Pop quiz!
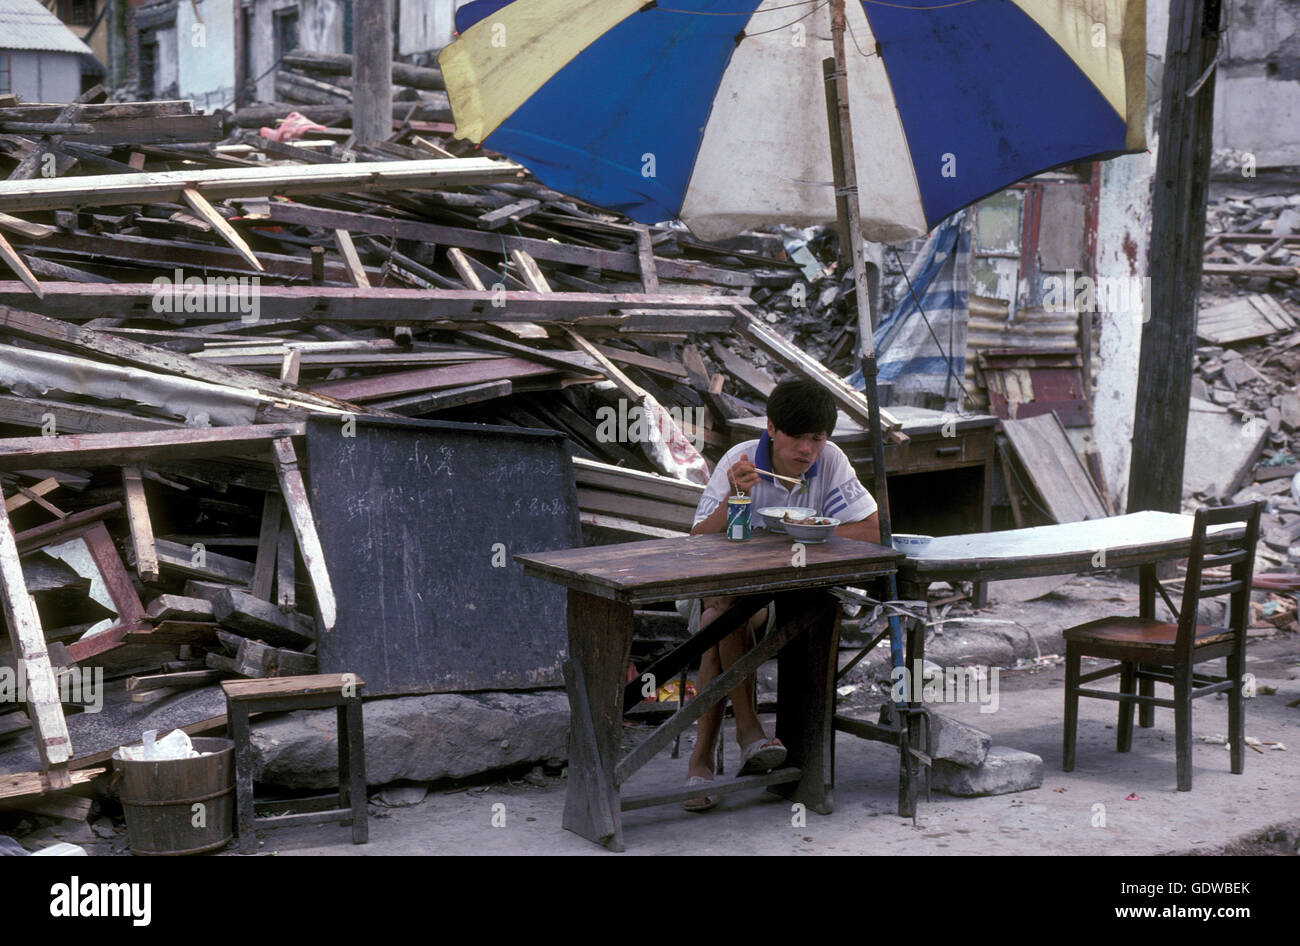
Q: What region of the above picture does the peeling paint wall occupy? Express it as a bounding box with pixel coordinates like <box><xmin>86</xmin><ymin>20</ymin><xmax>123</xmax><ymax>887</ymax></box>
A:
<box><xmin>1091</xmin><ymin>0</ymin><xmax>1168</xmax><ymax>512</ymax></box>
<box><xmin>178</xmin><ymin>0</ymin><xmax>235</xmax><ymax>112</ymax></box>
<box><xmin>247</xmin><ymin>0</ymin><xmax>348</xmax><ymax>102</ymax></box>
<box><xmin>398</xmin><ymin>0</ymin><xmax>460</xmax><ymax>58</ymax></box>
<box><xmin>1213</xmin><ymin>0</ymin><xmax>1300</xmax><ymax>167</ymax></box>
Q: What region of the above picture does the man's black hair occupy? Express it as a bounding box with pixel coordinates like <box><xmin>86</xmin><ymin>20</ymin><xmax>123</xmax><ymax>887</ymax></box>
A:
<box><xmin>767</xmin><ymin>379</ymin><xmax>837</xmax><ymax>437</ymax></box>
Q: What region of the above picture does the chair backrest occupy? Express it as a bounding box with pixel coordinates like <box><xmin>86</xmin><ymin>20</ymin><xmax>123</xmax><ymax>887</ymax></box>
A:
<box><xmin>1175</xmin><ymin>501</ymin><xmax>1263</xmax><ymax>660</ymax></box>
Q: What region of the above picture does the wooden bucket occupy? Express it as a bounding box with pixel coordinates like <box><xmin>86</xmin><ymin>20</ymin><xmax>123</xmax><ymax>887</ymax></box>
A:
<box><xmin>115</xmin><ymin>736</ymin><xmax>235</xmax><ymax>856</ymax></box>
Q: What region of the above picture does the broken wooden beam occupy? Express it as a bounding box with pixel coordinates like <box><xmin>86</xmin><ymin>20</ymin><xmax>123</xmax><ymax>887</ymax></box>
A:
<box><xmin>0</xmin><ymin>158</ymin><xmax>522</xmax><ymax>213</ymax></box>
<box><xmin>265</xmin><ymin>201</ymin><xmax>759</xmax><ymax>288</ymax></box>
<box><xmin>232</xmin><ymin>637</ymin><xmax>317</xmax><ymax>678</ymax></box>
<box><xmin>332</xmin><ymin>228</ymin><xmax>371</xmax><ymax>288</ymax></box>
<box><xmin>143</xmin><ymin>594</ymin><xmax>215</xmax><ymax>622</ymax></box>
<box><xmin>0</xmin><ymin>230</ymin><xmax>43</xmax><ymax>298</ymax></box>
<box><xmin>0</xmin><ymin>423</ymin><xmax>305</xmax><ymax>473</ymax></box>
<box><xmin>155</xmin><ymin>538</ymin><xmax>255</xmax><ymax>586</ymax></box>
<box><xmin>0</xmin><ymin>282</ymin><xmax>751</xmax><ymax>323</ymax></box>
<box><xmin>251</xmin><ymin>492</ymin><xmax>282</xmax><ymax>601</ymax></box>
<box><xmin>0</xmin><ymin>491</ymin><xmax>72</xmax><ymax>787</ymax></box>
<box><xmin>271</xmin><ymin>437</ymin><xmax>336</xmax><ymax>632</ymax></box>
<box><xmin>126</xmin><ymin>669</ymin><xmax>229</xmax><ymax>693</ymax></box>
<box><xmin>182</xmin><ymin>187</ymin><xmax>264</xmax><ymax>273</ymax></box>
<box><xmin>212</xmin><ymin>587</ymin><xmax>316</xmax><ymax>649</ymax></box>
<box><xmin>0</xmin><ymin>307</ymin><xmax>357</xmax><ymax>415</ymax></box>
<box><xmin>121</xmin><ymin>468</ymin><xmax>158</xmax><ymax>583</ymax></box>
<box><xmin>733</xmin><ymin>306</ymin><xmax>901</xmax><ymax>435</ymax></box>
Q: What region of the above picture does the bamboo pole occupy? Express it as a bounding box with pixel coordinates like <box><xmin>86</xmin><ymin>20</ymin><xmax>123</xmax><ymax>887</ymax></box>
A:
<box><xmin>827</xmin><ymin>0</ymin><xmax>894</xmax><ymax>551</ymax></box>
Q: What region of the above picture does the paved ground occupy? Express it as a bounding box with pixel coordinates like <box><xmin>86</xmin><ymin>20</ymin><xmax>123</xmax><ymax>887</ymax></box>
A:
<box><xmin>247</xmin><ymin>578</ymin><xmax>1300</xmax><ymax>857</ymax></box>
<box><xmin>24</xmin><ymin>575</ymin><xmax>1295</xmax><ymax>857</ymax></box>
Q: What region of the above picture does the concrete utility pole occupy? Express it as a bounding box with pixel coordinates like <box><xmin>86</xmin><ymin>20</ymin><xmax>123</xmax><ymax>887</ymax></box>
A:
<box><xmin>1127</xmin><ymin>0</ymin><xmax>1222</xmax><ymax>513</ymax></box>
<box><xmin>353</xmin><ymin>0</ymin><xmax>394</xmax><ymax>145</ymax></box>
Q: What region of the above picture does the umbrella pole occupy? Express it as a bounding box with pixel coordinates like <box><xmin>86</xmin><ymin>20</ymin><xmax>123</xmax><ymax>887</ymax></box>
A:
<box><xmin>825</xmin><ymin>2</ymin><xmax>892</xmax><ymax>553</ymax></box>
<box><xmin>827</xmin><ymin>0</ymin><xmax>924</xmax><ymax>819</ymax></box>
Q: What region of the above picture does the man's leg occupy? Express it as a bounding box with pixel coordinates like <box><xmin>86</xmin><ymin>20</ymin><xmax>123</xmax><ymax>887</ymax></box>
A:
<box><xmin>687</xmin><ymin>597</ymin><xmax>772</xmax><ymax>781</ymax></box>
<box><xmin>718</xmin><ymin>611</ymin><xmax>771</xmax><ymax>751</ymax></box>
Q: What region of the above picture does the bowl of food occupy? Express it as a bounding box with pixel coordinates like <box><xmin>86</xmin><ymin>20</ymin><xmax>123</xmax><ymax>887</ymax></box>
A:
<box><xmin>757</xmin><ymin>506</ymin><xmax>816</xmax><ymax>533</ymax></box>
<box><xmin>891</xmin><ymin>533</ymin><xmax>934</xmax><ymax>553</ymax></box>
<box><xmin>784</xmin><ymin>516</ymin><xmax>840</xmax><ymax>544</ymax></box>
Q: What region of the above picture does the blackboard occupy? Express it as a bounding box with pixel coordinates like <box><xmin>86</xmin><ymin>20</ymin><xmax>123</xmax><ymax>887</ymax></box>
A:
<box><xmin>304</xmin><ymin>416</ymin><xmax>581</xmax><ymax>696</ymax></box>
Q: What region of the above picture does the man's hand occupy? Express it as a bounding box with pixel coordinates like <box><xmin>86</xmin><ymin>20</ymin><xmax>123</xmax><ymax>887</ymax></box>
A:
<box><xmin>727</xmin><ymin>454</ymin><xmax>760</xmax><ymax>495</ymax></box>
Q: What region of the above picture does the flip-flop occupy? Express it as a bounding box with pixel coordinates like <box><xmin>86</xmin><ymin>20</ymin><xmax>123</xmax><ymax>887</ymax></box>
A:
<box><xmin>737</xmin><ymin>737</ymin><xmax>786</xmax><ymax>776</ymax></box>
<box><xmin>682</xmin><ymin>775</ymin><xmax>719</xmax><ymax>812</ymax></box>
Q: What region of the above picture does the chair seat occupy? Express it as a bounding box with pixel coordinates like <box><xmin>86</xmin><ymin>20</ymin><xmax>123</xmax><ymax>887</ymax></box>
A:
<box><xmin>1063</xmin><ymin>616</ymin><xmax>1233</xmax><ymax>650</ymax></box>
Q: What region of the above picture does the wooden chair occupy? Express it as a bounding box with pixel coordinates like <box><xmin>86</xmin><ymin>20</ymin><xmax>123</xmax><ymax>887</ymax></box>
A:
<box><xmin>1062</xmin><ymin>501</ymin><xmax>1262</xmax><ymax>791</ymax></box>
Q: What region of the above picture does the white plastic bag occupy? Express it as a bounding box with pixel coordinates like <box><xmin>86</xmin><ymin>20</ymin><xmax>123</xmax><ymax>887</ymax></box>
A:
<box><xmin>115</xmin><ymin>728</ymin><xmax>206</xmax><ymax>762</ymax></box>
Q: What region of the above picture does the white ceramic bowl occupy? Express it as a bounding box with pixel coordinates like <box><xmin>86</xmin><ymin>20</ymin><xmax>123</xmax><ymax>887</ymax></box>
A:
<box><xmin>891</xmin><ymin>533</ymin><xmax>934</xmax><ymax>553</ymax></box>
<box><xmin>757</xmin><ymin>506</ymin><xmax>816</xmax><ymax>533</ymax></box>
<box><xmin>784</xmin><ymin>516</ymin><xmax>840</xmax><ymax>544</ymax></box>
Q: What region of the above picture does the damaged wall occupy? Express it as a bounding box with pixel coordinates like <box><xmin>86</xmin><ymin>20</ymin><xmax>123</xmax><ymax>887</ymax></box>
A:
<box><xmin>177</xmin><ymin>0</ymin><xmax>236</xmax><ymax>112</ymax></box>
<box><xmin>248</xmin><ymin>0</ymin><xmax>349</xmax><ymax>102</ymax></box>
<box><xmin>398</xmin><ymin>0</ymin><xmax>459</xmax><ymax>58</ymax></box>
<box><xmin>1091</xmin><ymin>0</ymin><xmax>1168</xmax><ymax>512</ymax></box>
<box><xmin>1213</xmin><ymin>0</ymin><xmax>1300</xmax><ymax>168</ymax></box>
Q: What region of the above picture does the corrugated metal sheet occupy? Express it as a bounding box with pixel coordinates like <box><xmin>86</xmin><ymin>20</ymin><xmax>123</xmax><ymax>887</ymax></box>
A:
<box><xmin>964</xmin><ymin>296</ymin><xmax>1083</xmax><ymax>410</ymax></box>
<box><xmin>0</xmin><ymin>0</ymin><xmax>94</xmax><ymax>55</ymax></box>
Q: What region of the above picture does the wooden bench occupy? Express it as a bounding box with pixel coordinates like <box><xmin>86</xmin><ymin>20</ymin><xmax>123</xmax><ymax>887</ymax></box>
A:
<box><xmin>221</xmin><ymin>673</ymin><xmax>367</xmax><ymax>846</ymax></box>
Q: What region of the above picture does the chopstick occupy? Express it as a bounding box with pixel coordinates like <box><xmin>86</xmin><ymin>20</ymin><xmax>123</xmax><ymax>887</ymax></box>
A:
<box><xmin>755</xmin><ymin>468</ymin><xmax>805</xmax><ymax>487</ymax></box>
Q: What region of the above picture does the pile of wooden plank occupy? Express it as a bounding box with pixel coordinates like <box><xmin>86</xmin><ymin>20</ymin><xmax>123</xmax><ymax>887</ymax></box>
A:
<box><xmin>0</xmin><ymin>86</ymin><xmax>908</xmax><ymax>812</ymax></box>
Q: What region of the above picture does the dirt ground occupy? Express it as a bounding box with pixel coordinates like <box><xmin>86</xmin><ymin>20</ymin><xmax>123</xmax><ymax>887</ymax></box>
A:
<box><xmin>243</xmin><ymin>575</ymin><xmax>1300</xmax><ymax>857</ymax></box>
<box><xmin>20</xmin><ymin>574</ymin><xmax>1296</xmax><ymax>857</ymax></box>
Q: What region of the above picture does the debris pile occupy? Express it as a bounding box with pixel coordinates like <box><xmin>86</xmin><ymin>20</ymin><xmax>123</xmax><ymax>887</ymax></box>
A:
<box><xmin>0</xmin><ymin>89</ymin><xmax>900</xmax><ymax>821</ymax></box>
<box><xmin>1190</xmin><ymin>184</ymin><xmax>1300</xmax><ymax>611</ymax></box>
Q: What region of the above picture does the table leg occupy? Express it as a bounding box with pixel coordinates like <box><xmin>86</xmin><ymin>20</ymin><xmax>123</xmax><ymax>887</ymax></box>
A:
<box><xmin>898</xmin><ymin>609</ymin><xmax>927</xmax><ymax>819</ymax></box>
<box><xmin>770</xmin><ymin>589</ymin><xmax>840</xmax><ymax>815</ymax></box>
<box><xmin>972</xmin><ymin>450</ymin><xmax>995</xmax><ymax>608</ymax></box>
<box><xmin>562</xmin><ymin>590</ymin><xmax>633</xmax><ymax>851</ymax></box>
<box><xmin>228</xmin><ymin>702</ymin><xmax>255</xmax><ymax>850</ymax></box>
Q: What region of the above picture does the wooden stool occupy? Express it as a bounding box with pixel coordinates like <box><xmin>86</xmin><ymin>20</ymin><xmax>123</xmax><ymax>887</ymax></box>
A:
<box><xmin>221</xmin><ymin>673</ymin><xmax>368</xmax><ymax>846</ymax></box>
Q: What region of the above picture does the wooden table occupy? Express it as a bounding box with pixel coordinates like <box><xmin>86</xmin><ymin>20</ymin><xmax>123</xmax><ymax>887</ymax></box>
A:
<box><xmin>888</xmin><ymin>510</ymin><xmax>1245</xmax><ymax>816</ymax></box>
<box><xmin>518</xmin><ymin>531</ymin><xmax>901</xmax><ymax>851</ymax></box>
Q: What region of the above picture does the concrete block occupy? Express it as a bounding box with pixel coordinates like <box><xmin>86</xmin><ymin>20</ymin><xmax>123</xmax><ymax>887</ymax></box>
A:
<box><xmin>1222</xmin><ymin>360</ymin><xmax>1257</xmax><ymax>387</ymax></box>
<box><xmin>929</xmin><ymin>713</ymin><xmax>992</xmax><ymax>768</ymax></box>
<box><xmin>1280</xmin><ymin>394</ymin><xmax>1300</xmax><ymax>432</ymax></box>
<box><xmin>1184</xmin><ymin>398</ymin><xmax>1268</xmax><ymax>499</ymax></box>
<box><xmin>931</xmin><ymin>746</ymin><xmax>1044</xmax><ymax>797</ymax></box>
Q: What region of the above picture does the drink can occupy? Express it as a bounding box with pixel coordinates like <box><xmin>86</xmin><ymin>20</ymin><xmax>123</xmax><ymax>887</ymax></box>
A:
<box><xmin>726</xmin><ymin>496</ymin><xmax>751</xmax><ymax>541</ymax></box>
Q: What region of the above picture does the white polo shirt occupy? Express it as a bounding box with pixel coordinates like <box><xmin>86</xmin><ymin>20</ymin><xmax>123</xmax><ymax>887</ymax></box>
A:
<box><xmin>694</xmin><ymin>431</ymin><xmax>878</xmax><ymax>529</ymax></box>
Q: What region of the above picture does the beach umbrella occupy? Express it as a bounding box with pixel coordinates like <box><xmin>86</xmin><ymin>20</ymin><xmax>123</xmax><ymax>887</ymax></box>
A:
<box><xmin>439</xmin><ymin>0</ymin><xmax>1147</xmax><ymax>246</ymax></box>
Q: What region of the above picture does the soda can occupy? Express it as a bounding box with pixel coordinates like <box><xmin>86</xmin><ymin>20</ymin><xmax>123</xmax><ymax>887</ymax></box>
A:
<box><xmin>726</xmin><ymin>496</ymin><xmax>752</xmax><ymax>541</ymax></box>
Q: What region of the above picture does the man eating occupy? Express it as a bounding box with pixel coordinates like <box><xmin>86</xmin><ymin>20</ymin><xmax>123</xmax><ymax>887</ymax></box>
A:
<box><xmin>683</xmin><ymin>378</ymin><xmax>881</xmax><ymax>811</ymax></box>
